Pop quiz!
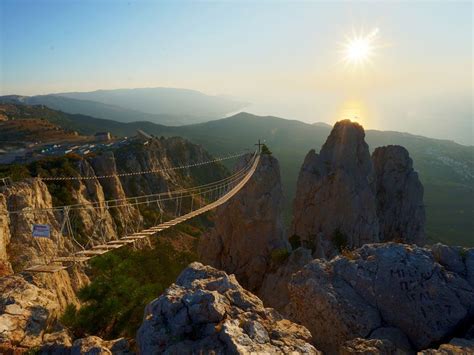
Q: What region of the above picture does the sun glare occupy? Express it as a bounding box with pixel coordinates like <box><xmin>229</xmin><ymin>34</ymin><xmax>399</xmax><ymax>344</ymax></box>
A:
<box><xmin>341</xmin><ymin>28</ymin><xmax>379</xmax><ymax>68</ymax></box>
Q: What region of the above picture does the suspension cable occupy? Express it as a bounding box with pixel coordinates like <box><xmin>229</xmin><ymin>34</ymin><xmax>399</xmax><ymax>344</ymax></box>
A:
<box><xmin>37</xmin><ymin>150</ymin><xmax>250</xmax><ymax>181</ymax></box>
<box><xmin>3</xmin><ymin>150</ymin><xmax>257</xmax><ymax>215</ymax></box>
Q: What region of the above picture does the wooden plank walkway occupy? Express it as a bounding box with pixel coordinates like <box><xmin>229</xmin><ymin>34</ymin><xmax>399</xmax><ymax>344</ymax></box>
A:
<box><xmin>23</xmin><ymin>155</ymin><xmax>260</xmax><ymax>273</ymax></box>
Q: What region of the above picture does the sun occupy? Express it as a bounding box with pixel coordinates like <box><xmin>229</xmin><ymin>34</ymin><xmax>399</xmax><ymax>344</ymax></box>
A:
<box><xmin>341</xmin><ymin>28</ymin><xmax>379</xmax><ymax>68</ymax></box>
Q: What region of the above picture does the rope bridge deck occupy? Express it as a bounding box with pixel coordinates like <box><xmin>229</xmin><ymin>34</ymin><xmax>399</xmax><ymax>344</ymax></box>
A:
<box><xmin>20</xmin><ymin>152</ymin><xmax>260</xmax><ymax>273</ymax></box>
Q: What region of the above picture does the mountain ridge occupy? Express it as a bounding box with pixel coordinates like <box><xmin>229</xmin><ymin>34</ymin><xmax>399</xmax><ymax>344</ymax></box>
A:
<box><xmin>0</xmin><ymin>87</ymin><xmax>247</xmax><ymax>126</ymax></box>
<box><xmin>1</xmin><ymin>103</ymin><xmax>472</xmax><ymax>246</ymax></box>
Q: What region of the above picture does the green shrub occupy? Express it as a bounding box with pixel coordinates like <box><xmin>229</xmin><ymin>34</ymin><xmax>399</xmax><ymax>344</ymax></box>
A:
<box><xmin>261</xmin><ymin>144</ymin><xmax>272</xmax><ymax>155</ymax></box>
<box><xmin>289</xmin><ymin>234</ymin><xmax>301</xmax><ymax>250</ymax></box>
<box><xmin>60</xmin><ymin>238</ymin><xmax>196</xmax><ymax>339</ymax></box>
<box><xmin>271</xmin><ymin>247</ymin><xmax>290</xmax><ymax>264</ymax></box>
<box><xmin>0</xmin><ymin>164</ymin><xmax>31</xmax><ymax>181</ymax></box>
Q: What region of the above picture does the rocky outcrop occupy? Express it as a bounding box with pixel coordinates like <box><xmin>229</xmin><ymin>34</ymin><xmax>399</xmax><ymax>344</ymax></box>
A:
<box><xmin>0</xmin><ymin>136</ymin><xmax>226</xmax><ymax>351</ymax></box>
<box><xmin>420</xmin><ymin>338</ymin><xmax>474</xmax><ymax>354</ymax></box>
<box><xmin>291</xmin><ymin>120</ymin><xmax>379</xmax><ymax>258</ymax></box>
<box><xmin>287</xmin><ymin>243</ymin><xmax>474</xmax><ymax>353</ymax></box>
<box><xmin>137</xmin><ymin>262</ymin><xmax>319</xmax><ymax>354</ymax></box>
<box><xmin>372</xmin><ymin>145</ymin><xmax>425</xmax><ymax>245</ymax></box>
<box><xmin>259</xmin><ymin>247</ymin><xmax>313</xmax><ymax>311</ymax></box>
<box><xmin>0</xmin><ymin>194</ymin><xmax>12</xmax><ymax>276</ymax></box>
<box><xmin>198</xmin><ymin>153</ymin><xmax>288</xmax><ymax>292</ymax></box>
<box><xmin>70</xmin><ymin>336</ymin><xmax>132</xmax><ymax>355</ymax></box>
<box><xmin>90</xmin><ymin>151</ymin><xmax>143</xmax><ymax>235</ymax></box>
<box><xmin>292</xmin><ymin>121</ymin><xmax>426</xmax><ymax>257</ymax></box>
<box><xmin>37</xmin><ymin>333</ymin><xmax>132</xmax><ymax>354</ymax></box>
<box><xmin>2</xmin><ymin>178</ymin><xmax>73</xmax><ymax>271</ymax></box>
<box><xmin>339</xmin><ymin>338</ymin><xmax>402</xmax><ymax>355</ymax></box>
<box><xmin>0</xmin><ymin>275</ymin><xmax>62</xmax><ymax>348</ymax></box>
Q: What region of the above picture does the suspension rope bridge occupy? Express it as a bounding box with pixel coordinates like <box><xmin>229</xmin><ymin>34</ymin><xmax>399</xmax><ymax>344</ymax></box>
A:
<box><xmin>3</xmin><ymin>146</ymin><xmax>261</xmax><ymax>274</ymax></box>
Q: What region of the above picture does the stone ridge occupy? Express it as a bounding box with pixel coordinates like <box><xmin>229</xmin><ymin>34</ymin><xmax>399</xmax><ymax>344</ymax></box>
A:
<box><xmin>137</xmin><ymin>262</ymin><xmax>320</xmax><ymax>354</ymax></box>
<box><xmin>286</xmin><ymin>242</ymin><xmax>474</xmax><ymax>353</ymax></box>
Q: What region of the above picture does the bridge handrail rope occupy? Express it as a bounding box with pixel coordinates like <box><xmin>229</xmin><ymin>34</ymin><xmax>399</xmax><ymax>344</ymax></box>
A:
<box><xmin>4</xmin><ymin>152</ymin><xmax>256</xmax><ymax>215</ymax></box>
<box><xmin>36</xmin><ymin>150</ymin><xmax>250</xmax><ymax>181</ymax></box>
<box><xmin>21</xmin><ymin>151</ymin><xmax>260</xmax><ymax>273</ymax></box>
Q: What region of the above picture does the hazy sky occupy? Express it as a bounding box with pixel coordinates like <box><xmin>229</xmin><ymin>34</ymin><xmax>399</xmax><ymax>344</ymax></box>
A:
<box><xmin>1</xmin><ymin>0</ymin><xmax>472</xmax><ymax>144</ymax></box>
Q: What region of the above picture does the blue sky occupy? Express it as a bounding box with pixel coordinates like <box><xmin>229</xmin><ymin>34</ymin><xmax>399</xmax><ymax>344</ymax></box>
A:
<box><xmin>0</xmin><ymin>0</ymin><xmax>472</xmax><ymax>144</ymax></box>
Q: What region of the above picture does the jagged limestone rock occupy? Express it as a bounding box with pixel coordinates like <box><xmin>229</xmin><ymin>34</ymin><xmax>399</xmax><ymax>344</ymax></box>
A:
<box><xmin>2</xmin><ymin>178</ymin><xmax>69</xmax><ymax>270</ymax></box>
<box><xmin>287</xmin><ymin>243</ymin><xmax>474</xmax><ymax>352</ymax></box>
<box><xmin>70</xmin><ymin>336</ymin><xmax>132</xmax><ymax>355</ymax></box>
<box><xmin>137</xmin><ymin>262</ymin><xmax>319</xmax><ymax>354</ymax></box>
<box><xmin>0</xmin><ymin>275</ymin><xmax>62</xmax><ymax>348</ymax></box>
<box><xmin>420</xmin><ymin>338</ymin><xmax>474</xmax><ymax>354</ymax></box>
<box><xmin>0</xmin><ymin>194</ymin><xmax>12</xmax><ymax>276</ymax></box>
<box><xmin>198</xmin><ymin>153</ymin><xmax>288</xmax><ymax>292</ymax></box>
<box><xmin>368</xmin><ymin>327</ymin><xmax>413</xmax><ymax>353</ymax></box>
<box><xmin>339</xmin><ymin>338</ymin><xmax>403</xmax><ymax>355</ymax></box>
<box><xmin>372</xmin><ymin>145</ymin><xmax>425</xmax><ymax>245</ymax></box>
<box><xmin>259</xmin><ymin>247</ymin><xmax>313</xmax><ymax>312</ymax></box>
<box><xmin>291</xmin><ymin>120</ymin><xmax>379</xmax><ymax>258</ymax></box>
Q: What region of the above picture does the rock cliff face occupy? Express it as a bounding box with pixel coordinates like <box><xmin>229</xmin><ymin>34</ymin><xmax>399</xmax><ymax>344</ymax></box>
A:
<box><xmin>286</xmin><ymin>243</ymin><xmax>474</xmax><ymax>353</ymax></box>
<box><xmin>420</xmin><ymin>338</ymin><xmax>474</xmax><ymax>354</ymax></box>
<box><xmin>198</xmin><ymin>153</ymin><xmax>288</xmax><ymax>292</ymax></box>
<box><xmin>0</xmin><ymin>275</ymin><xmax>64</xmax><ymax>348</ymax></box>
<box><xmin>0</xmin><ymin>194</ymin><xmax>12</xmax><ymax>276</ymax></box>
<box><xmin>259</xmin><ymin>247</ymin><xmax>313</xmax><ymax>311</ymax></box>
<box><xmin>0</xmin><ymin>136</ymin><xmax>226</xmax><ymax>350</ymax></box>
<box><xmin>292</xmin><ymin>120</ymin><xmax>379</xmax><ymax>258</ymax></box>
<box><xmin>0</xmin><ymin>137</ymin><xmax>224</xmax><ymax>272</ymax></box>
<box><xmin>373</xmin><ymin>145</ymin><xmax>425</xmax><ymax>245</ymax></box>
<box><xmin>2</xmin><ymin>178</ymin><xmax>72</xmax><ymax>271</ymax></box>
<box><xmin>292</xmin><ymin>120</ymin><xmax>426</xmax><ymax>257</ymax></box>
<box><xmin>137</xmin><ymin>262</ymin><xmax>319</xmax><ymax>354</ymax></box>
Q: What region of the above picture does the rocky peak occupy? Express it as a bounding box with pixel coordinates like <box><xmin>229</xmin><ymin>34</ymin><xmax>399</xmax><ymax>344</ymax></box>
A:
<box><xmin>137</xmin><ymin>262</ymin><xmax>319</xmax><ymax>354</ymax></box>
<box><xmin>198</xmin><ymin>152</ymin><xmax>288</xmax><ymax>292</ymax></box>
<box><xmin>291</xmin><ymin>119</ymin><xmax>379</xmax><ymax>258</ymax></box>
<box><xmin>318</xmin><ymin>119</ymin><xmax>374</xmax><ymax>180</ymax></box>
<box><xmin>372</xmin><ymin>145</ymin><xmax>426</xmax><ymax>244</ymax></box>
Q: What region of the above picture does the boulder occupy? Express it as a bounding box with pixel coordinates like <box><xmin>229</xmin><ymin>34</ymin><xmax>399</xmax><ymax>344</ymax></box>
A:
<box><xmin>419</xmin><ymin>338</ymin><xmax>474</xmax><ymax>354</ymax></box>
<box><xmin>339</xmin><ymin>338</ymin><xmax>403</xmax><ymax>355</ymax></box>
<box><xmin>372</xmin><ymin>145</ymin><xmax>425</xmax><ymax>245</ymax></box>
<box><xmin>198</xmin><ymin>153</ymin><xmax>288</xmax><ymax>292</ymax></box>
<box><xmin>0</xmin><ymin>275</ymin><xmax>61</xmax><ymax>348</ymax></box>
<box><xmin>39</xmin><ymin>330</ymin><xmax>73</xmax><ymax>355</ymax></box>
<box><xmin>71</xmin><ymin>336</ymin><xmax>131</xmax><ymax>355</ymax></box>
<box><xmin>291</xmin><ymin>120</ymin><xmax>379</xmax><ymax>258</ymax></box>
<box><xmin>287</xmin><ymin>257</ymin><xmax>382</xmax><ymax>353</ymax></box>
<box><xmin>287</xmin><ymin>243</ymin><xmax>474</xmax><ymax>352</ymax></box>
<box><xmin>369</xmin><ymin>327</ymin><xmax>413</xmax><ymax>353</ymax></box>
<box><xmin>431</xmin><ymin>243</ymin><xmax>466</xmax><ymax>274</ymax></box>
<box><xmin>137</xmin><ymin>262</ymin><xmax>319</xmax><ymax>354</ymax></box>
<box><xmin>259</xmin><ymin>247</ymin><xmax>313</xmax><ymax>312</ymax></box>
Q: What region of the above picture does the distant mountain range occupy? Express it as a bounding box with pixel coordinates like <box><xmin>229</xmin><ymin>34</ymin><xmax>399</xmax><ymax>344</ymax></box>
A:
<box><xmin>0</xmin><ymin>87</ymin><xmax>246</xmax><ymax>125</ymax></box>
<box><xmin>1</xmin><ymin>102</ymin><xmax>473</xmax><ymax>247</ymax></box>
